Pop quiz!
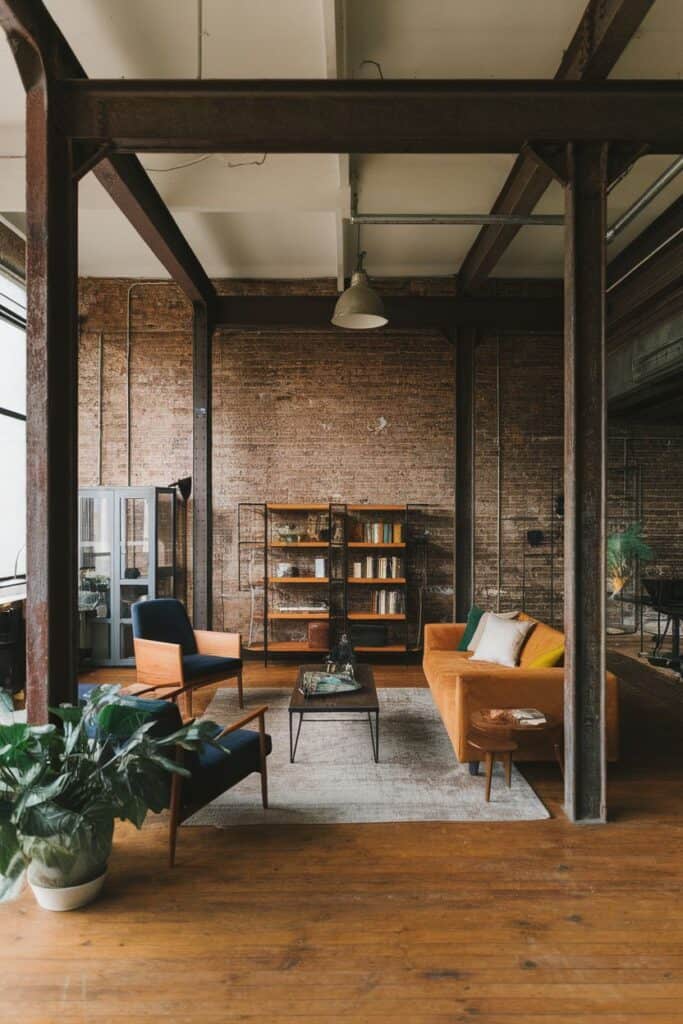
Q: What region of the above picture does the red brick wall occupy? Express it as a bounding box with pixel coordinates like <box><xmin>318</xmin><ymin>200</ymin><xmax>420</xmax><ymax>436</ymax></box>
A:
<box><xmin>78</xmin><ymin>278</ymin><xmax>683</xmax><ymax>642</ymax></box>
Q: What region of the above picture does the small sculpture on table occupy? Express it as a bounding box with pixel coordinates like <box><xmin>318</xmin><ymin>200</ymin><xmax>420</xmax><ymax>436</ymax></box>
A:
<box><xmin>325</xmin><ymin>632</ymin><xmax>356</xmax><ymax>680</ymax></box>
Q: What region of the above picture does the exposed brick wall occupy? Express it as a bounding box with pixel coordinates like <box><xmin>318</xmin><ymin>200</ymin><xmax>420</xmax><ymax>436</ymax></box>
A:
<box><xmin>78</xmin><ymin>278</ymin><xmax>683</xmax><ymax>646</ymax></box>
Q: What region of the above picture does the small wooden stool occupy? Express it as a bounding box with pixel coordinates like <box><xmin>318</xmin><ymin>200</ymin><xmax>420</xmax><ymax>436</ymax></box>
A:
<box><xmin>468</xmin><ymin>734</ymin><xmax>518</xmax><ymax>802</ymax></box>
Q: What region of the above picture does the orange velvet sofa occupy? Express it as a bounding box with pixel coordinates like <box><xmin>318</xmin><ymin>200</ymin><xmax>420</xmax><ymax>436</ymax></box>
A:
<box><xmin>423</xmin><ymin>615</ymin><xmax>619</xmax><ymax>763</ymax></box>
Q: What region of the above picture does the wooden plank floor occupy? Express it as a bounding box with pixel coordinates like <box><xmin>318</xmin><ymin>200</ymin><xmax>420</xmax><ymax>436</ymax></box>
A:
<box><xmin>3</xmin><ymin>656</ymin><xmax>683</xmax><ymax>1023</ymax></box>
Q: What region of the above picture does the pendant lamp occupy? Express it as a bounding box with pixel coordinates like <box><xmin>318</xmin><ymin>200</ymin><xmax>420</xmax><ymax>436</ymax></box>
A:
<box><xmin>331</xmin><ymin>251</ymin><xmax>387</xmax><ymax>329</ymax></box>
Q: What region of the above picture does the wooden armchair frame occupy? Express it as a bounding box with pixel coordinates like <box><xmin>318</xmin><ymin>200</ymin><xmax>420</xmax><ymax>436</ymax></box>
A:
<box><xmin>168</xmin><ymin>704</ymin><xmax>269</xmax><ymax>867</ymax></box>
<box><xmin>133</xmin><ymin>627</ymin><xmax>243</xmax><ymax>717</ymax></box>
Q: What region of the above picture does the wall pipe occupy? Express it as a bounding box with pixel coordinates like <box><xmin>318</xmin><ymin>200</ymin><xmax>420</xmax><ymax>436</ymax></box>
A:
<box><xmin>350</xmin><ymin>211</ymin><xmax>564</xmax><ymax>227</ymax></box>
<box><xmin>606</xmin><ymin>156</ymin><xmax>683</xmax><ymax>244</ymax></box>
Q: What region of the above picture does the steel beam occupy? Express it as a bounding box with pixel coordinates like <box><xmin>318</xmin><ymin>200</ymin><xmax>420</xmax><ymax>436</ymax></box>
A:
<box><xmin>607</xmin><ymin>195</ymin><xmax>683</xmax><ymax>291</ymax></box>
<box><xmin>459</xmin><ymin>0</ymin><xmax>656</xmax><ymax>290</ymax></box>
<box><xmin>192</xmin><ymin>303</ymin><xmax>213</xmax><ymax>630</ymax></box>
<box><xmin>214</xmin><ymin>294</ymin><xmax>563</xmax><ymax>333</ymax></box>
<box><xmin>54</xmin><ymin>79</ymin><xmax>683</xmax><ymax>155</ymax></box>
<box><xmin>563</xmin><ymin>142</ymin><xmax>609</xmax><ymax>823</ymax></box>
<box><xmin>25</xmin><ymin>81</ymin><xmax>79</xmax><ymax>719</ymax></box>
<box><xmin>454</xmin><ymin>328</ymin><xmax>476</xmax><ymax>621</ymax></box>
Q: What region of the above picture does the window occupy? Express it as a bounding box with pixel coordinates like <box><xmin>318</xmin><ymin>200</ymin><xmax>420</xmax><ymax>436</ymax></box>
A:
<box><xmin>0</xmin><ymin>272</ymin><xmax>26</xmax><ymax>583</ymax></box>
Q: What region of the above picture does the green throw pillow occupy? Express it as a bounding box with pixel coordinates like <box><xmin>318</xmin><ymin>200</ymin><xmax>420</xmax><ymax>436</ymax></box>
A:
<box><xmin>458</xmin><ymin>605</ymin><xmax>484</xmax><ymax>651</ymax></box>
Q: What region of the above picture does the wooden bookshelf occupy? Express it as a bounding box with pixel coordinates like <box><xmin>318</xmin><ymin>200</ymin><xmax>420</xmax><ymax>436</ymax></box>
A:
<box><xmin>270</xmin><ymin>541</ymin><xmax>329</xmax><ymax>548</ymax></box>
<box><xmin>268</xmin><ymin>611</ymin><xmax>329</xmax><ymax>620</ymax></box>
<box><xmin>347</xmin><ymin>504</ymin><xmax>405</xmax><ymax>512</ymax></box>
<box><xmin>347</xmin><ymin>542</ymin><xmax>406</xmax><ymax>549</ymax></box>
<box><xmin>347</xmin><ymin>577</ymin><xmax>406</xmax><ymax>585</ymax></box>
<box><xmin>269</xmin><ymin>577</ymin><xmax>328</xmax><ymax>584</ymax></box>
<box><xmin>347</xmin><ymin>612</ymin><xmax>406</xmax><ymax>621</ymax></box>
<box><xmin>355</xmin><ymin>644</ymin><xmax>407</xmax><ymax>653</ymax></box>
<box><xmin>248</xmin><ymin>641</ymin><xmax>326</xmax><ymax>653</ymax></box>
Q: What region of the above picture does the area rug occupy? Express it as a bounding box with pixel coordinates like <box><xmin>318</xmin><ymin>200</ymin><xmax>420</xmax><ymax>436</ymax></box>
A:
<box><xmin>184</xmin><ymin>687</ymin><xmax>550</xmax><ymax>826</ymax></box>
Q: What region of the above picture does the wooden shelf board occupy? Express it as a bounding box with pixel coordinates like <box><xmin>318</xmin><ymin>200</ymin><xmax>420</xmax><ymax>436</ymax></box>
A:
<box><xmin>268</xmin><ymin>577</ymin><xmax>329</xmax><ymax>584</ymax></box>
<box><xmin>249</xmin><ymin>641</ymin><xmax>328</xmax><ymax>653</ymax></box>
<box><xmin>268</xmin><ymin>612</ymin><xmax>330</xmax><ymax>620</ymax></box>
<box><xmin>347</xmin><ymin>578</ymin><xmax>406</xmax><ymax>585</ymax></box>
<box><xmin>347</xmin><ymin>505</ymin><xmax>405</xmax><ymax>512</ymax></box>
<box><xmin>347</xmin><ymin>542</ymin><xmax>406</xmax><ymax>549</ymax></box>
<box><xmin>347</xmin><ymin>613</ymin><xmax>406</xmax><ymax>621</ymax></box>
<box><xmin>355</xmin><ymin>644</ymin><xmax>407</xmax><ymax>653</ymax></box>
<box><xmin>267</xmin><ymin>504</ymin><xmax>330</xmax><ymax>511</ymax></box>
<box><xmin>269</xmin><ymin>541</ymin><xmax>329</xmax><ymax>548</ymax></box>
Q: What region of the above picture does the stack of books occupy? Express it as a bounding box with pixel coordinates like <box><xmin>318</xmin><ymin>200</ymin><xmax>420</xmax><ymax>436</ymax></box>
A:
<box><xmin>362</xmin><ymin>521</ymin><xmax>404</xmax><ymax>543</ymax></box>
<box><xmin>370</xmin><ymin>590</ymin><xmax>405</xmax><ymax>615</ymax></box>
<box><xmin>354</xmin><ymin>556</ymin><xmax>404</xmax><ymax>579</ymax></box>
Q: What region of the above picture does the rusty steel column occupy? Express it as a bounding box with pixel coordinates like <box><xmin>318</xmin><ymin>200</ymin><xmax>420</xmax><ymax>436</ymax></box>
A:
<box><xmin>563</xmin><ymin>141</ymin><xmax>609</xmax><ymax>823</ymax></box>
<box><xmin>454</xmin><ymin>328</ymin><xmax>476</xmax><ymax>621</ymax></box>
<box><xmin>192</xmin><ymin>302</ymin><xmax>213</xmax><ymax>630</ymax></box>
<box><xmin>25</xmin><ymin>79</ymin><xmax>79</xmax><ymax>720</ymax></box>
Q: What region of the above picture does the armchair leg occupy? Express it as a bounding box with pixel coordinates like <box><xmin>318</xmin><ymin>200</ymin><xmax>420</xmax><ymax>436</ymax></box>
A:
<box><xmin>237</xmin><ymin>670</ymin><xmax>244</xmax><ymax>709</ymax></box>
<box><xmin>180</xmin><ymin>688</ymin><xmax>193</xmax><ymax>720</ymax></box>
<box><xmin>168</xmin><ymin>774</ymin><xmax>182</xmax><ymax>868</ymax></box>
<box><xmin>258</xmin><ymin>711</ymin><xmax>268</xmax><ymax>809</ymax></box>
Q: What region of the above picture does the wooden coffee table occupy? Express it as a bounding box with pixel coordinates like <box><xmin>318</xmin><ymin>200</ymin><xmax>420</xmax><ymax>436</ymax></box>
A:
<box><xmin>469</xmin><ymin>709</ymin><xmax>559</xmax><ymax>802</ymax></box>
<box><xmin>289</xmin><ymin>664</ymin><xmax>379</xmax><ymax>763</ymax></box>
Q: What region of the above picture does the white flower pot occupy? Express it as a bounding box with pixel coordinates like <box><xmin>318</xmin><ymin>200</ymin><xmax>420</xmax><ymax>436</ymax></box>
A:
<box><xmin>29</xmin><ymin>870</ymin><xmax>107</xmax><ymax>912</ymax></box>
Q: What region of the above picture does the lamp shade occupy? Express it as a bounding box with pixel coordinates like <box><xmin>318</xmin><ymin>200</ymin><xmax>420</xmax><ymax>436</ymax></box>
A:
<box><xmin>331</xmin><ymin>269</ymin><xmax>387</xmax><ymax>330</ymax></box>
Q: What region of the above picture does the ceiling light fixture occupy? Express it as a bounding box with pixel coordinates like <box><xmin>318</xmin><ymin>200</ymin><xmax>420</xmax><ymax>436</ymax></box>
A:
<box><xmin>331</xmin><ymin>251</ymin><xmax>388</xmax><ymax>330</ymax></box>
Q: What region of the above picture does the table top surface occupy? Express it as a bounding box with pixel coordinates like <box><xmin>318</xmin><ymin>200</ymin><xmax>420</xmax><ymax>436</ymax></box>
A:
<box><xmin>290</xmin><ymin>663</ymin><xmax>378</xmax><ymax>712</ymax></box>
<box><xmin>471</xmin><ymin>708</ymin><xmax>557</xmax><ymax>733</ymax></box>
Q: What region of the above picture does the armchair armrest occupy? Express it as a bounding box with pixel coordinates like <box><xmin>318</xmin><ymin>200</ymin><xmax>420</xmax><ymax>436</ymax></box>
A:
<box><xmin>424</xmin><ymin>623</ymin><xmax>466</xmax><ymax>652</ymax></box>
<box><xmin>217</xmin><ymin>704</ymin><xmax>268</xmax><ymax>739</ymax></box>
<box><xmin>194</xmin><ymin>629</ymin><xmax>241</xmax><ymax>659</ymax></box>
<box><xmin>134</xmin><ymin>637</ymin><xmax>184</xmax><ymax>687</ymax></box>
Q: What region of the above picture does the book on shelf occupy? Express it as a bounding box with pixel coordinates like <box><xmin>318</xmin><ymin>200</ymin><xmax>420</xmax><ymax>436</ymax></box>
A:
<box><xmin>370</xmin><ymin>589</ymin><xmax>405</xmax><ymax>615</ymax></box>
<box><xmin>353</xmin><ymin>561</ymin><xmax>363</xmax><ymax>578</ymax></box>
<box><xmin>360</xmin><ymin>556</ymin><xmax>404</xmax><ymax>579</ymax></box>
<box><xmin>361</xmin><ymin>520</ymin><xmax>404</xmax><ymax>544</ymax></box>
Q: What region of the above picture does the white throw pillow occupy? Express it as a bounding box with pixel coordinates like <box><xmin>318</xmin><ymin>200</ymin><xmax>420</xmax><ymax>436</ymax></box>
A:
<box><xmin>467</xmin><ymin>610</ymin><xmax>519</xmax><ymax>652</ymax></box>
<box><xmin>470</xmin><ymin>614</ymin><xmax>534</xmax><ymax>668</ymax></box>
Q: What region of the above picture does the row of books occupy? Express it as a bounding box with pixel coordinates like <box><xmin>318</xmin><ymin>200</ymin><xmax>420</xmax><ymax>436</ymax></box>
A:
<box><xmin>368</xmin><ymin>590</ymin><xmax>405</xmax><ymax>615</ymax></box>
<box><xmin>352</xmin><ymin>556</ymin><xmax>403</xmax><ymax>579</ymax></box>
<box><xmin>360</xmin><ymin>521</ymin><xmax>404</xmax><ymax>544</ymax></box>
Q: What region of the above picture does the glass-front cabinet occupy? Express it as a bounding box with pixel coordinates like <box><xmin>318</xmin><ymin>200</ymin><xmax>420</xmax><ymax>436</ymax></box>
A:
<box><xmin>78</xmin><ymin>487</ymin><xmax>177</xmax><ymax>666</ymax></box>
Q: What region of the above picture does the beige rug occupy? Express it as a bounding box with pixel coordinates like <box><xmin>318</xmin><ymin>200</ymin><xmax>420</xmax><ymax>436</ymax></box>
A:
<box><xmin>184</xmin><ymin>687</ymin><xmax>550</xmax><ymax>826</ymax></box>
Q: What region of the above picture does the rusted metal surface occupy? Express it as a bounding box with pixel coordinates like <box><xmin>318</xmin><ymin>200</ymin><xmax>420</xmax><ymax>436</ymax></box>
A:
<box><xmin>192</xmin><ymin>303</ymin><xmax>213</xmax><ymax>630</ymax></box>
<box><xmin>214</xmin><ymin>295</ymin><xmax>563</xmax><ymax>333</ymax></box>
<box><xmin>459</xmin><ymin>0</ymin><xmax>657</xmax><ymax>290</ymax></box>
<box><xmin>24</xmin><ymin>81</ymin><xmax>79</xmax><ymax>720</ymax></box>
<box><xmin>563</xmin><ymin>142</ymin><xmax>609</xmax><ymax>823</ymax></box>
<box><xmin>54</xmin><ymin>79</ymin><xmax>683</xmax><ymax>155</ymax></box>
<box><xmin>454</xmin><ymin>328</ymin><xmax>476</xmax><ymax>621</ymax></box>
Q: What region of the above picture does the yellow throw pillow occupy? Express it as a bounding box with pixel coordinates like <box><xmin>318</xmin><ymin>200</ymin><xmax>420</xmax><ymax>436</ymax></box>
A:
<box><xmin>529</xmin><ymin>645</ymin><xmax>564</xmax><ymax>669</ymax></box>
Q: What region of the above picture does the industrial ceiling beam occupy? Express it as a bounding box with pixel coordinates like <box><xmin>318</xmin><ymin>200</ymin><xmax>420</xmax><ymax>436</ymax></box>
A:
<box><xmin>607</xmin><ymin>194</ymin><xmax>683</xmax><ymax>291</ymax></box>
<box><xmin>53</xmin><ymin>79</ymin><xmax>682</xmax><ymax>155</ymax></box>
<box><xmin>214</xmin><ymin>294</ymin><xmax>563</xmax><ymax>333</ymax></box>
<box><xmin>459</xmin><ymin>0</ymin><xmax>657</xmax><ymax>291</ymax></box>
<box><xmin>0</xmin><ymin>0</ymin><xmax>215</xmax><ymax>310</ymax></box>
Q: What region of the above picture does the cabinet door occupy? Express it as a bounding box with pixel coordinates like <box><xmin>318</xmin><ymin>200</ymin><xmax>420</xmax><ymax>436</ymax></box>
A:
<box><xmin>78</xmin><ymin>491</ymin><xmax>114</xmax><ymax>664</ymax></box>
<box><xmin>155</xmin><ymin>489</ymin><xmax>176</xmax><ymax>598</ymax></box>
<box><xmin>117</xmin><ymin>492</ymin><xmax>153</xmax><ymax>663</ymax></box>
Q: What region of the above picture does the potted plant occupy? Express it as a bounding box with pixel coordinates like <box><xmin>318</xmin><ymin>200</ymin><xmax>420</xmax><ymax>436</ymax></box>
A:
<box><xmin>0</xmin><ymin>686</ymin><xmax>223</xmax><ymax>910</ymax></box>
<box><xmin>607</xmin><ymin>523</ymin><xmax>654</xmax><ymax>597</ymax></box>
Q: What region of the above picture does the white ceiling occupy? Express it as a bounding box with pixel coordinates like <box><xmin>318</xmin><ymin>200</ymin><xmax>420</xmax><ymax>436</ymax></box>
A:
<box><xmin>0</xmin><ymin>0</ymin><xmax>681</xmax><ymax>282</ymax></box>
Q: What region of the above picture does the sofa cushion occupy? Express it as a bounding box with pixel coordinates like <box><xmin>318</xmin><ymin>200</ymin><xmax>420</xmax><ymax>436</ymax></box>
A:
<box><xmin>468</xmin><ymin>609</ymin><xmax>519</xmax><ymax>651</ymax></box>
<box><xmin>183</xmin><ymin>725</ymin><xmax>272</xmax><ymax>808</ymax></box>
<box><xmin>529</xmin><ymin>644</ymin><xmax>564</xmax><ymax>669</ymax></box>
<box><xmin>518</xmin><ymin>617</ymin><xmax>565</xmax><ymax>667</ymax></box>
<box><xmin>182</xmin><ymin>653</ymin><xmax>242</xmax><ymax>681</ymax></box>
<box><xmin>132</xmin><ymin>598</ymin><xmax>197</xmax><ymax>655</ymax></box>
<box><xmin>471</xmin><ymin>614</ymin><xmax>534</xmax><ymax>667</ymax></box>
<box><xmin>457</xmin><ymin>605</ymin><xmax>484</xmax><ymax>651</ymax></box>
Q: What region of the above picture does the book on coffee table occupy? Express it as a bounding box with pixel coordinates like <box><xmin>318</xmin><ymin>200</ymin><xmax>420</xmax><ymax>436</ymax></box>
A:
<box><xmin>299</xmin><ymin>671</ymin><xmax>363</xmax><ymax>697</ymax></box>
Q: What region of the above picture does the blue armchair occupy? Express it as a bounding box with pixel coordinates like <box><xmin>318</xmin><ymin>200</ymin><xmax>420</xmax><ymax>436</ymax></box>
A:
<box><xmin>86</xmin><ymin>689</ymin><xmax>271</xmax><ymax>867</ymax></box>
<box><xmin>131</xmin><ymin>598</ymin><xmax>244</xmax><ymax>715</ymax></box>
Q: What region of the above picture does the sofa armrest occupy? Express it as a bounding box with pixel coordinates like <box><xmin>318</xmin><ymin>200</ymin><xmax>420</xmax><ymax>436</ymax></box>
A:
<box><xmin>134</xmin><ymin>637</ymin><xmax>184</xmax><ymax>686</ymax></box>
<box><xmin>424</xmin><ymin>623</ymin><xmax>466</xmax><ymax>652</ymax></box>
<box><xmin>194</xmin><ymin>629</ymin><xmax>241</xmax><ymax>660</ymax></box>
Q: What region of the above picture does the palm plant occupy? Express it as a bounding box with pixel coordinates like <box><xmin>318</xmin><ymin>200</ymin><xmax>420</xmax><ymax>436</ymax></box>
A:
<box><xmin>607</xmin><ymin>523</ymin><xmax>654</xmax><ymax>596</ymax></box>
<box><xmin>0</xmin><ymin>686</ymin><xmax>223</xmax><ymax>901</ymax></box>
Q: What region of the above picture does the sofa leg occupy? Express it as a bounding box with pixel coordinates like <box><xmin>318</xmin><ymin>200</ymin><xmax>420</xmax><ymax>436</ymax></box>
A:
<box><xmin>469</xmin><ymin>761</ymin><xmax>480</xmax><ymax>777</ymax></box>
